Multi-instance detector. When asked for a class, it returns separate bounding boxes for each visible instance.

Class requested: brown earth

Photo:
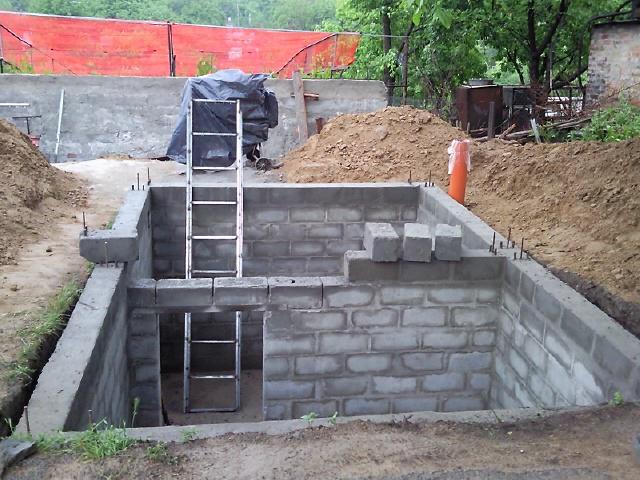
[0,119,86,265]
[6,405,640,479]
[282,106,640,332]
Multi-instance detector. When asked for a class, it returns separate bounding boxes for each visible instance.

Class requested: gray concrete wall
[262,260,502,420]
[0,74,386,162]
[586,22,640,106]
[418,185,640,408]
[18,266,130,433]
[151,183,418,279]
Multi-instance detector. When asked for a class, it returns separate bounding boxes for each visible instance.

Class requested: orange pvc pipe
[448,140,469,205]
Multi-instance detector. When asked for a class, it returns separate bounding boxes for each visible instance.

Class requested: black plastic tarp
[166,69,278,167]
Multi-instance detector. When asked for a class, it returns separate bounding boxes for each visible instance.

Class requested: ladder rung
[192,269,236,275]
[192,99,237,104]
[192,235,236,240]
[193,132,237,137]
[191,340,236,345]
[190,374,236,380]
[192,200,236,205]
[193,166,236,171]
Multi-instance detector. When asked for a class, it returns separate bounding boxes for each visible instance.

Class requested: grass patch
[8,279,82,382]
[145,442,180,465]
[572,99,640,142]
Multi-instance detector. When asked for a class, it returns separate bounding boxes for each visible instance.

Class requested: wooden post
[292,71,309,142]
[315,117,325,134]
[487,101,495,139]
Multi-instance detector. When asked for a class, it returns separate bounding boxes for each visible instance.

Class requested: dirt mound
[0,119,85,264]
[282,106,640,314]
[282,106,464,183]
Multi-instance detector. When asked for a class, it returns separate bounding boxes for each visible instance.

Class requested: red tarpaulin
[0,11,360,77]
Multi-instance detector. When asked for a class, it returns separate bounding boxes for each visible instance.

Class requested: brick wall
[151,184,418,278]
[262,258,503,420]
[587,22,640,106]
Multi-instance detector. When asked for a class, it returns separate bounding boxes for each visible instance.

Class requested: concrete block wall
[418,184,640,408]
[18,267,131,433]
[0,75,386,162]
[151,184,418,279]
[586,22,640,106]
[262,262,503,420]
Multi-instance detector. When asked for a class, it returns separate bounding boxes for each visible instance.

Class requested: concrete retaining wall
[0,74,386,162]
[418,184,640,408]
[262,261,502,420]
[151,183,418,279]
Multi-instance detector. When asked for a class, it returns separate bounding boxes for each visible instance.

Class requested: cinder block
[79,229,138,263]
[469,373,491,390]
[473,330,497,347]
[428,287,474,304]
[291,241,325,256]
[372,376,417,394]
[263,335,315,355]
[399,261,450,282]
[294,356,343,375]
[263,380,314,400]
[544,329,572,369]
[402,307,447,327]
[346,354,392,373]
[322,376,368,396]
[422,373,465,392]
[128,279,156,307]
[520,302,545,341]
[214,277,268,307]
[156,278,212,307]
[296,311,347,331]
[434,224,462,261]
[592,334,634,378]
[393,396,438,413]
[449,352,492,372]
[129,313,157,336]
[326,240,363,256]
[560,309,595,354]
[380,285,425,305]
[443,396,484,412]
[344,398,389,416]
[264,403,288,420]
[319,332,368,353]
[451,307,497,327]
[344,250,399,282]
[422,331,468,349]
[452,255,503,280]
[307,223,343,239]
[323,281,375,307]
[290,207,326,222]
[253,241,290,257]
[371,332,419,351]
[352,309,398,328]
[400,352,443,372]
[269,277,322,309]
[509,348,529,379]
[402,223,432,262]
[293,401,339,418]
[263,357,290,378]
[363,223,400,262]
[365,206,399,222]
[307,257,341,275]
[263,311,293,333]
[327,206,363,222]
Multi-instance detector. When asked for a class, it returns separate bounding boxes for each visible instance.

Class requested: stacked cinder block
[362,221,462,264]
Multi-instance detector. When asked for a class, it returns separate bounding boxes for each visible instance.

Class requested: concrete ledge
[269,277,322,309]
[128,279,156,308]
[156,279,213,307]
[214,277,268,306]
[79,229,138,263]
[124,405,597,443]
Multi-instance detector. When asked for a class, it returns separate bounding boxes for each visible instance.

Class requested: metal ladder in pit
[183,98,243,413]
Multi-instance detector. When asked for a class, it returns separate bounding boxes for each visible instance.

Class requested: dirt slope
[0,119,85,265]
[282,106,640,319]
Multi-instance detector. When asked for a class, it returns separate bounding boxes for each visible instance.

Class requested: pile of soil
[0,119,85,264]
[282,106,640,329]
[282,106,463,183]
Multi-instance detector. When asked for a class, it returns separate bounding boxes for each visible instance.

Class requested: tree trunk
[381,10,393,105]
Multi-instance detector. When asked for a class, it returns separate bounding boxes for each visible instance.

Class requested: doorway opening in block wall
[159,310,264,425]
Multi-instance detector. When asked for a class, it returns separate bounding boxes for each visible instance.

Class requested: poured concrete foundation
[17,182,640,434]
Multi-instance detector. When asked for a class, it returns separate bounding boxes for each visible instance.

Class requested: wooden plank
[292,71,309,141]
[487,101,495,139]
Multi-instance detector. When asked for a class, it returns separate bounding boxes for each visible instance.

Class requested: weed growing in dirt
[301,412,318,425]
[328,412,339,426]
[181,428,198,442]
[8,279,82,382]
[145,442,179,465]
[572,100,640,142]
[609,391,624,407]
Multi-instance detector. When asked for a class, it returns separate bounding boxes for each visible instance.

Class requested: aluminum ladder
[183,98,243,413]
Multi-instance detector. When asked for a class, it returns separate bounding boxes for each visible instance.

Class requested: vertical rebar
[24,406,30,435]
[137,173,140,191]
[104,241,108,266]
[520,237,525,260]
[507,227,512,247]
[82,212,87,236]
[147,167,151,185]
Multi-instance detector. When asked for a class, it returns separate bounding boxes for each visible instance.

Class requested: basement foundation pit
[17,182,640,433]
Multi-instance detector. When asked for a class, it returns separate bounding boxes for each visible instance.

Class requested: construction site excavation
[1,5,640,479]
